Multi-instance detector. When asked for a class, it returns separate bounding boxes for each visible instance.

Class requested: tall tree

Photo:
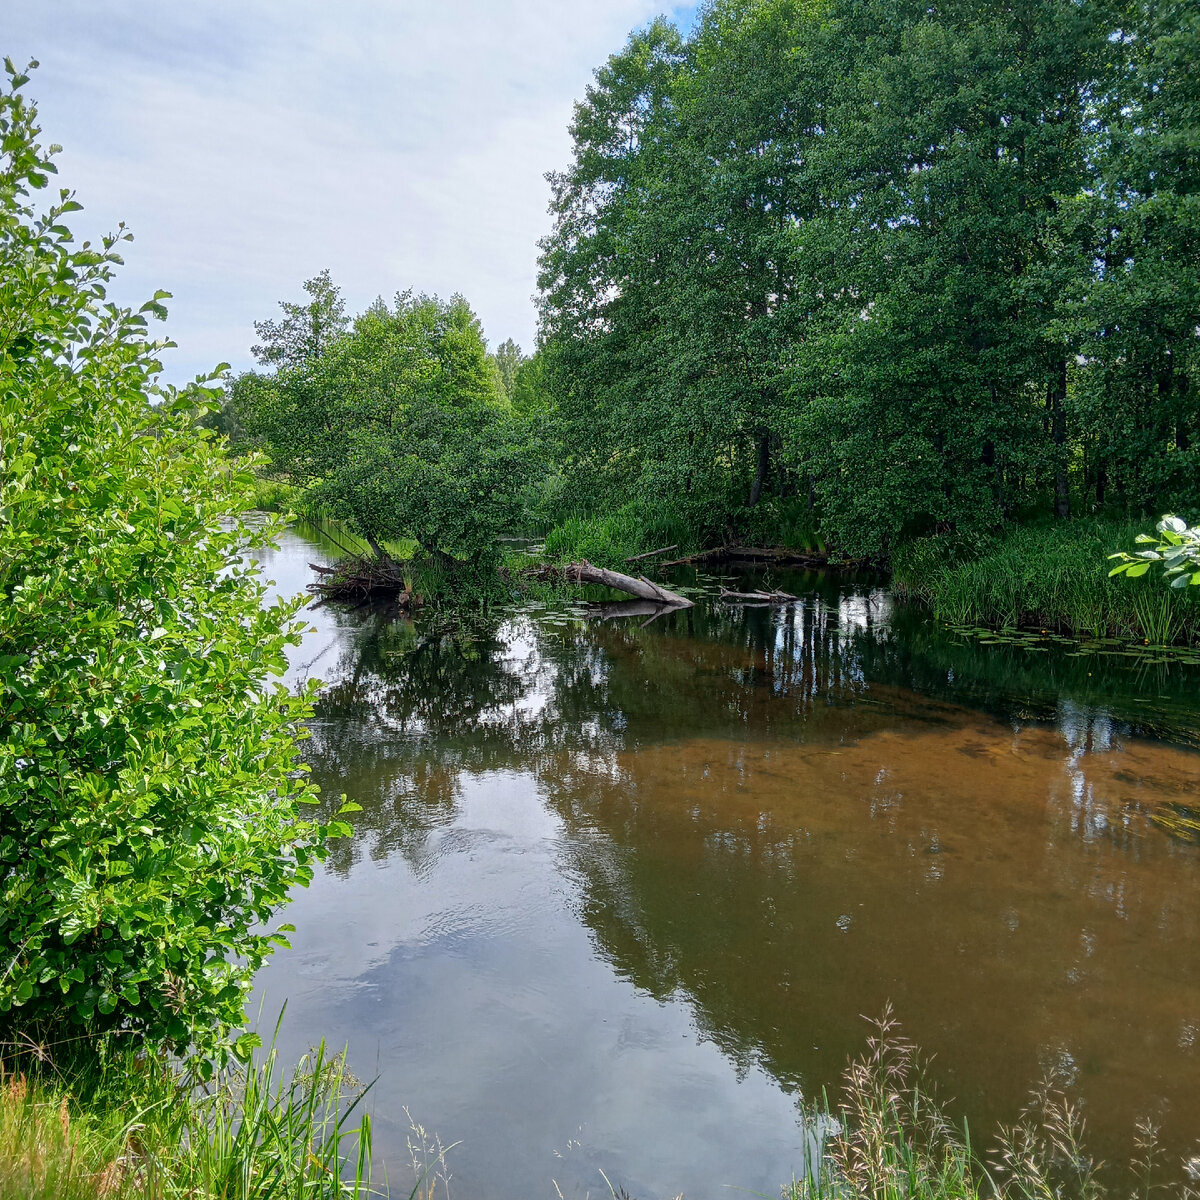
[236,292,533,563]
[251,268,349,369]
[493,337,524,403]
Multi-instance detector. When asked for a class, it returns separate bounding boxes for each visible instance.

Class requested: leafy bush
[0,63,346,1062]
[1108,514,1200,587]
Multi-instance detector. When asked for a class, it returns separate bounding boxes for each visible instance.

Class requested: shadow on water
[252,524,1200,1198]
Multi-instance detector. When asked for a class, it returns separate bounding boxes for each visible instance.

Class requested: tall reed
[893,519,1200,642]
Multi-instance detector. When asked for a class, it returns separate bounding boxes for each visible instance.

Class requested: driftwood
[528,560,693,608]
[625,544,678,564]
[718,587,799,605]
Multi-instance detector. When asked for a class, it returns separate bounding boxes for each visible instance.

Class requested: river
[248,521,1200,1198]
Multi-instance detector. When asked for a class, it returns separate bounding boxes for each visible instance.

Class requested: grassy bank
[10,1012,1198,1199]
[540,497,826,570]
[893,518,1200,644]
[0,1036,374,1200]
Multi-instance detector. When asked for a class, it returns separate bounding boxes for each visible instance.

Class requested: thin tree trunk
[1048,359,1070,519]
[748,428,770,507]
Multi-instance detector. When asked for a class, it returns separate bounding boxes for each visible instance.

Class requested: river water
[249,522,1200,1198]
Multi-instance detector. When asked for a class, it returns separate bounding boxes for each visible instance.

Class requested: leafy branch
[1108,515,1200,588]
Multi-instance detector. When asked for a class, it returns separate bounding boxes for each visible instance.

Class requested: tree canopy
[537,0,1200,556]
[233,287,537,564]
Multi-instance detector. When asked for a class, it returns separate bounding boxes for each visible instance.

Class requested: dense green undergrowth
[893,518,1200,643]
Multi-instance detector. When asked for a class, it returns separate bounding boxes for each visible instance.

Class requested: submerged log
[718,587,799,605]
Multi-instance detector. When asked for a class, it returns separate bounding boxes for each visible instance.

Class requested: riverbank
[893,517,1200,644]
[278,498,1200,649]
[10,1014,1199,1199]
[0,1036,373,1200]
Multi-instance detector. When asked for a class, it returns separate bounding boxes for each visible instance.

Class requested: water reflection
[252,524,1200,1198]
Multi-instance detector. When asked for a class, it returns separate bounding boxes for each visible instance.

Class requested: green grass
[542,503,697,569]
[893,518,1200,643]
[246,476,305,515]
[0,1028,377,1200]
[540,494,829,570]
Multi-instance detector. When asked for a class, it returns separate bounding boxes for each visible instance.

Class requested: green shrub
[0,63,348,1063]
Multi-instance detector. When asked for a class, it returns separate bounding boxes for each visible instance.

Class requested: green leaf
[232,1031,262,1062]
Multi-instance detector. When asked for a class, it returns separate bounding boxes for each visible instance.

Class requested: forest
[227,0,1198,585]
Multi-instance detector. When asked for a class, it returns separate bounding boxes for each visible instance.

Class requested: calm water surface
[250,523,1200,1198]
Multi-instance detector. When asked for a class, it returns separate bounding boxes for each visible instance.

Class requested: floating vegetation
[947,623,1200,667]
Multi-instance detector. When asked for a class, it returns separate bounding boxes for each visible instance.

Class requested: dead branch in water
[718,586,799,605]
[528,561,693,608]
[307,555,419,602]
[624,544,678,564]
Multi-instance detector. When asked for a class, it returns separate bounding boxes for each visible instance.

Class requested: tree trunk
[748,428,770,508]
[1048,359,1070,519]
[562,562,693,608]
[365,532,388,560]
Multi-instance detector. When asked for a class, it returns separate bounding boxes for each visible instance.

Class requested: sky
[7,1,699,383]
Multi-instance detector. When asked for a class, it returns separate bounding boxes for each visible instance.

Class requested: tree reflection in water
[296,580,1200,1167]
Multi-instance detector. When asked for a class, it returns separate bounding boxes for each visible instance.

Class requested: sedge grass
[0,1025,378,1200]
[893,518,1200,643]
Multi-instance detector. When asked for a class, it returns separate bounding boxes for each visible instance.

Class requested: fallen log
[658,546,728,567]
[552,560,693,608]
[625,544,678,564]
[658,544,843,569]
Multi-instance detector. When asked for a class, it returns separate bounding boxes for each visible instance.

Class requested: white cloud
[6,0,697,381]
